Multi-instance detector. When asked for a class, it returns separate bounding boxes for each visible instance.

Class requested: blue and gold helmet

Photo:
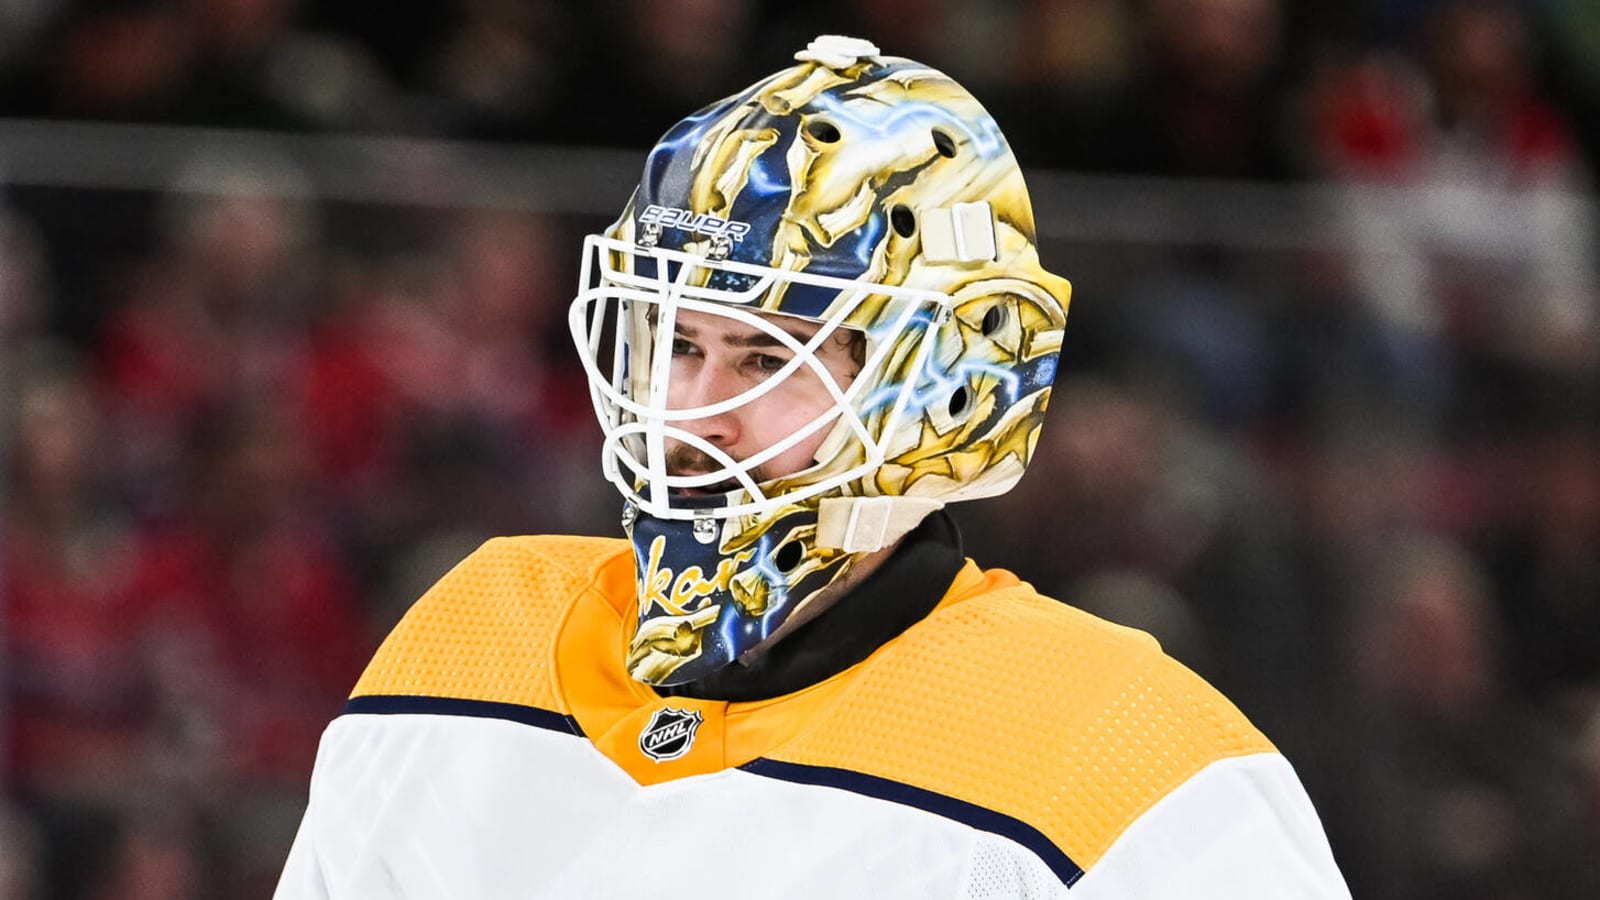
[570,36,1072,685]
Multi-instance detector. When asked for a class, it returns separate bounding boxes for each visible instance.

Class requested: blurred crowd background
[1,0,1599,897]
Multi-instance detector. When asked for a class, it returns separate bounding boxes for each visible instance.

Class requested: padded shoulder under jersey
[349,535,1277,877]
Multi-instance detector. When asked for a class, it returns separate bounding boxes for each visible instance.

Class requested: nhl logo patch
[639,707,703,763]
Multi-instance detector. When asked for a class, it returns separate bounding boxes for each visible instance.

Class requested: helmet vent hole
[932,129,958,158]
[890,205,916,238]
[806,119,842,143]
[774,541,804,571]
[981,305,1006,337]
[948,384,973,418]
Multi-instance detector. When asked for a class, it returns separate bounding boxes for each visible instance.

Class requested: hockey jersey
[275,535,1350,899]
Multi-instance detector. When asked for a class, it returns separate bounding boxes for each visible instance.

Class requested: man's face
[663,307,862,490]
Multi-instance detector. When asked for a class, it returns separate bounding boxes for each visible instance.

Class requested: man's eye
[752,354,787,373]
[671,337,697,356]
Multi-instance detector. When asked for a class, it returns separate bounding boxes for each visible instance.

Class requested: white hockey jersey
[276,535,1350,899]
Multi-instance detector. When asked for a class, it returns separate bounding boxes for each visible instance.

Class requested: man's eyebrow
[725,328,814,349]
[673,321,819,348]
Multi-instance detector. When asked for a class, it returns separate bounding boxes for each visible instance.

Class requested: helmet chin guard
[569,38,1071,686]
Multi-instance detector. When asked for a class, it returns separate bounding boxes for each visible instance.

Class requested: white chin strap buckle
[920,201,997,264]
[817,497,945,553]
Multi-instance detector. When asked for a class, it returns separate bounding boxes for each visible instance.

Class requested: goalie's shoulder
[768,570,1273,879]
[934,575,1274,772]
[350,534,631,710]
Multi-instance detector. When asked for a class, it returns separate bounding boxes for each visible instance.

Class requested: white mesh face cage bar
[570,234,953,521]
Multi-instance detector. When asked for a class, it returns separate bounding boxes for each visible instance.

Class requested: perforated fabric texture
[962,832,1065,899]
[766,583,1274,871]
[351,535,630,711]
[345,536,1275,880]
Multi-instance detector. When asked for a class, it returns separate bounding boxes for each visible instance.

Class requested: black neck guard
[658,510,966,702]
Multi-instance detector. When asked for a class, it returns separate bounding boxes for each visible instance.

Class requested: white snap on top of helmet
[794,35,881,68]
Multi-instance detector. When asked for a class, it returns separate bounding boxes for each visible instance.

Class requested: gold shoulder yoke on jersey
[350,535,632,712]
[763,576,1276,872]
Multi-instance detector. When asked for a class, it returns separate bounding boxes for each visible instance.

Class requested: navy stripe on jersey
[741,757,1085,886]
[344,695,585,738]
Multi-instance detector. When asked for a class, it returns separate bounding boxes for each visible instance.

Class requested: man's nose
[671,365,743,448]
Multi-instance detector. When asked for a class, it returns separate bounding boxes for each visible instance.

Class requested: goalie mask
[569,36,1072,686]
